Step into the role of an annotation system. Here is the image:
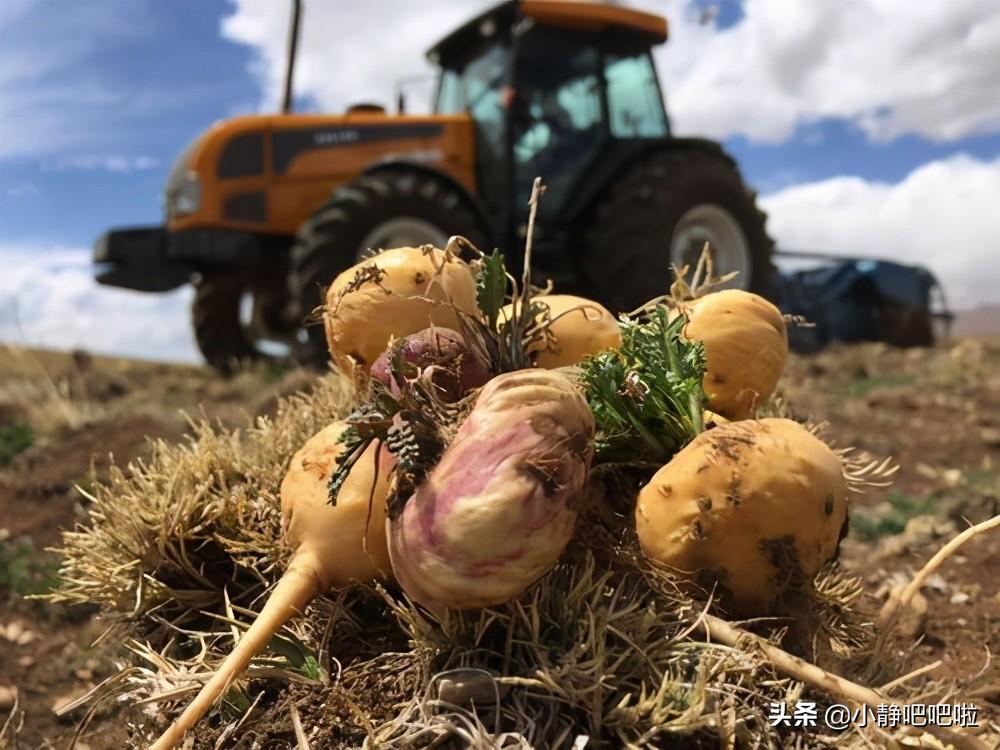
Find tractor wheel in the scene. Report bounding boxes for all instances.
[289,171,487,368]
[582,148,774,313]
[192,270,296,375]
[192,272,261,375]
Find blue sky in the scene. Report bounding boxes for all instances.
[2,0,1000,361]
[0,0,260,246]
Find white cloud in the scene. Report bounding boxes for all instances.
[1,2,120,158]
[221,0,468,114]
[4,183,40,198]
[656,0,1000,142]
[0,247,199,363]
[760,154,1000,307]
[42,154,160,173]
[221,0,1000,144]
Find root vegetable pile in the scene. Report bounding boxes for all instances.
[370,325,491,400]
[323,245,478,376]
[680,288,788,419]
[501,293,621,368]
[94,218,916,747]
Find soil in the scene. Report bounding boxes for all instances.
[1,339,999,747]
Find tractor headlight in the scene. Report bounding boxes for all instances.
[166,170,202,219]
[164,137,203,220]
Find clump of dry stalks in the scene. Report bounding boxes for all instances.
[42,374,998,747]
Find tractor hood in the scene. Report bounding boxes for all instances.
[163,113,475,236]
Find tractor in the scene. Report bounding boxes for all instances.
[94,0,774,372]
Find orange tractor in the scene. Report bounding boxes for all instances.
[95,0,773,372]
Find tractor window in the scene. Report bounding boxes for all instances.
[433,44,509,147]
[436,69,463,114]
[434,42,511,217]
[463,44,508,160]
[512,70,601,165]
[605,53,668,137]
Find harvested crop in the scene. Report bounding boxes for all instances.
[370,326,491,402]
[681,289,788,419]
[635,417,847,614]
[323,246,478,375]
[149,422,392,750]
[387,368,594,611]
[499,294,621,368]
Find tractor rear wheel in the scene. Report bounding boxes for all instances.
[289,171,487,368]
[582,148,774,313]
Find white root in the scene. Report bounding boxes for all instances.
[878,514,1000,635]
[698,613,990,750]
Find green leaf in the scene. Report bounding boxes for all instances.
[221,686,252,716]
[265,630,324,681]
[579,305,706,465]
[300,653,323,681]
[0,422,33,466]
[476,249,507,330]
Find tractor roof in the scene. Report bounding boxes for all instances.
[427,1,668,65]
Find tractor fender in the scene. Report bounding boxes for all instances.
[361,160,494,244]
[562,137,740,224]
[659,137,737,167]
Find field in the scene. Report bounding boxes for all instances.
[1,339,998,748]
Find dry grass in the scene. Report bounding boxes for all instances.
[48,372,358,637]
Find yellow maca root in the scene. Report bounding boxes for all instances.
[149,422,392,750]
[682,289,788,419]
[501,294,622,368]
[635,418,847,615]
[281,423,392,583]
[323,246,478,375]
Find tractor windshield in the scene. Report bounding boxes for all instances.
[511,26,603,208]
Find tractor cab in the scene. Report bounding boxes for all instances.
[428,1,669,236]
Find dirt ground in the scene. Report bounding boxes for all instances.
[1,339,998,747]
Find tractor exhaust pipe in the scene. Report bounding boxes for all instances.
[282,0,302,113]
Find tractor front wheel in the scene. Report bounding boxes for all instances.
[192,270,296,375]
[289,171,487,368]
[582,148,775,313]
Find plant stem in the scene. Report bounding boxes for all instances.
[522,177,543,298]
[622,401,670,462]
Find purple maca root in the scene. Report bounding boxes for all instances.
[387,369,595,612]
[370,326,491,402]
